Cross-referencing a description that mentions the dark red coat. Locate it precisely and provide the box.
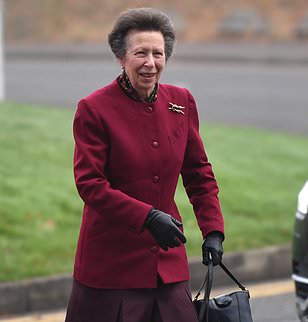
[72,80,224,288]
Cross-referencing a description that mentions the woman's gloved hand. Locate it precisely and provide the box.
[144,208,186,251]
[202,231,224,266]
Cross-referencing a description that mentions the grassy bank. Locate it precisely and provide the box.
[0,101,307,281]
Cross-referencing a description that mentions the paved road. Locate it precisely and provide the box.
[2,279,298,322]
[6,59,308,135]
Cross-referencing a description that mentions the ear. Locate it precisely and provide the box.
[119,58,125,70]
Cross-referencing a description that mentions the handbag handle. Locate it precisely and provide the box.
[196,260,213,322]
[194,260,248,322]
[219,262,247,291]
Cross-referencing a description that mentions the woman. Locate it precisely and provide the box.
[65,7,224,322]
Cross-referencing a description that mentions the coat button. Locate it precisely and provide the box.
[149,246,159,253]
[145,106,153,113]
[152,141,159,148]
[153,176,160,183]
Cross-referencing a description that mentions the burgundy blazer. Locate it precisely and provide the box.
[72,79,224,288]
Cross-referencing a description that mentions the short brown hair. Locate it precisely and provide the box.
[108,7,176,60]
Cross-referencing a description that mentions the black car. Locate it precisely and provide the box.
[292,181,308,322]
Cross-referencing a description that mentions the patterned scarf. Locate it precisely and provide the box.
[117,71,158,103]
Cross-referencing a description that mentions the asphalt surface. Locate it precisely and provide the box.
[6,42,308,136]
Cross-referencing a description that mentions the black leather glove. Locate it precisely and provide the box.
[202,231,224,266]
[144,208,186,251]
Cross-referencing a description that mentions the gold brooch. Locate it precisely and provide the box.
[168,102,185,115]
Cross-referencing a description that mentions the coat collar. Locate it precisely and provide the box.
[117,71,158,103]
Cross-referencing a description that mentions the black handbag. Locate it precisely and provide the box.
[193,261,254,322]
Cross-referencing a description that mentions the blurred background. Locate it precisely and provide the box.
[1,0,308,320]
[5,0,308,43]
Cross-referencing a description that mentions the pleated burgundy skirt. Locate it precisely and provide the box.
[65,279,198,322]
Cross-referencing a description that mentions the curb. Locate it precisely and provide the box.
[0,274,72,316]
[0,245,292,316]
[6,42,308,65]
[189,244,292,291]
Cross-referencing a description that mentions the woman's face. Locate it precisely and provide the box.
[120,30,166,100]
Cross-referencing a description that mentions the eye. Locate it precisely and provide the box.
[135,51,146,57]
[154,52,164,58]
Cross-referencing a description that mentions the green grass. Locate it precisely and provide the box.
[1,101,307,282]
[179,124,308,255]
[0,102,81,281]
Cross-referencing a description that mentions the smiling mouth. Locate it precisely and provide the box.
[140,73,156,78]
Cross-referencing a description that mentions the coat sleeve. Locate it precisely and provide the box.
[73,99,153,233]
[181,90,224,239]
